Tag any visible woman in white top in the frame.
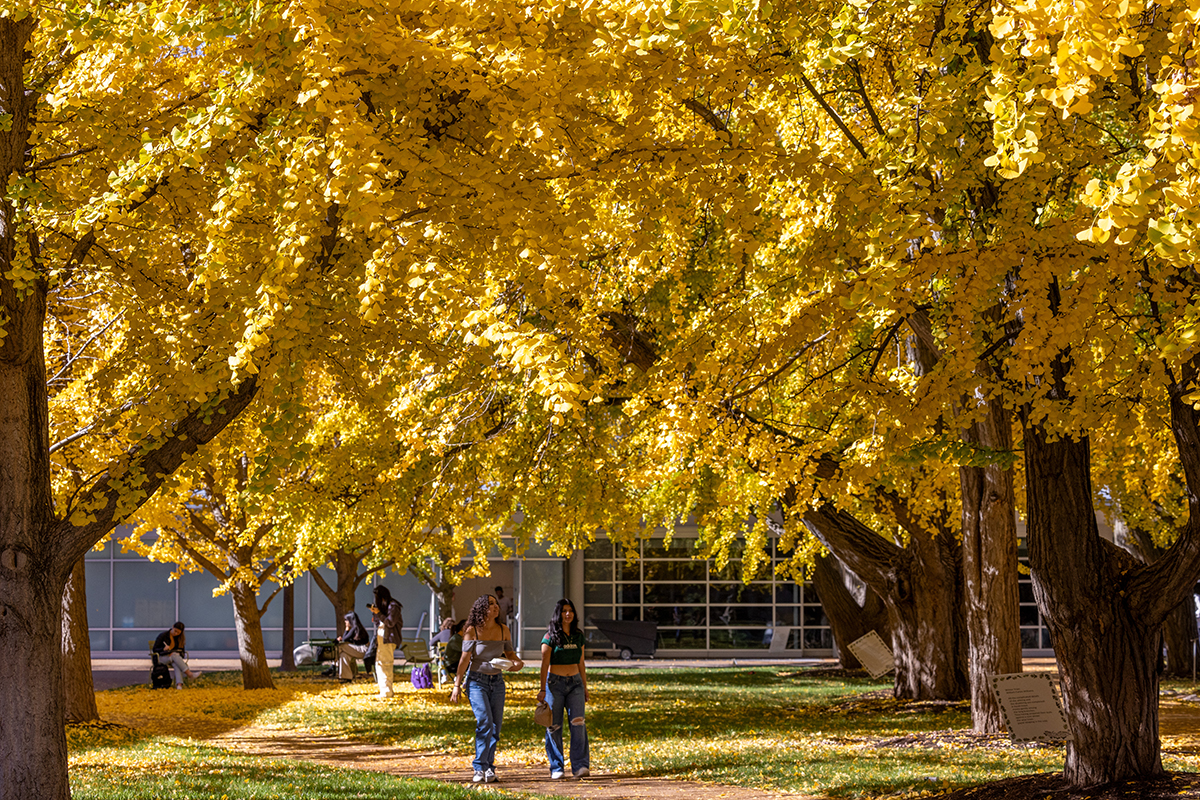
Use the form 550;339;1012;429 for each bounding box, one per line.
450;594;523;784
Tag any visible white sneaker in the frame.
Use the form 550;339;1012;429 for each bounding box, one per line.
484;769;497;783
185;669;203;679
574;767;590;778
472;772;485;783
550;770;565;780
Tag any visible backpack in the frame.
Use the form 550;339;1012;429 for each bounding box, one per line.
410;663;433;689
151;662;173;689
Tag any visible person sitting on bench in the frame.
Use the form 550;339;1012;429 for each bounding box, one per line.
335;611;370;681
153;622;201;689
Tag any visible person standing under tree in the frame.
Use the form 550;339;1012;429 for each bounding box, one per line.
370;586;403;699
450;594;523;783
152;622;201;689
538;599;590;779
495;586;514;628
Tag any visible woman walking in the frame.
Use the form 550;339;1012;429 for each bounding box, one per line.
538;598;590;779
450;594;523;784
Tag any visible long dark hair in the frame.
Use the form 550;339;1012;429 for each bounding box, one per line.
466;594;495;632
373;585;398;610
343;611;367;642
546;598;579;646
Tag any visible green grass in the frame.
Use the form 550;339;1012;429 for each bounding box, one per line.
70;737;556;800
249;666;1069;797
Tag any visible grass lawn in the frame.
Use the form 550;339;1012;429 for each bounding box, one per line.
84;667;1200;798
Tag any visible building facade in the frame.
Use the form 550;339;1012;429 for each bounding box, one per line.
87;524;1056;658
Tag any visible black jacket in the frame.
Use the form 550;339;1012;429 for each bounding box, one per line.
153;629;185;655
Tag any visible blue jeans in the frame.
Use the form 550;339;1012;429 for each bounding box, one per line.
467;671;505;772
544;673;589;773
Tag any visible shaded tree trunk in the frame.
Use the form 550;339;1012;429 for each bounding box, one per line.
959;398;1021;733
410;559;456;622
230;581;276;690
62;556;99;722
810;553;888;670
1162;598;1197;679
800;503;968;700
280;581;296;671
1024;428;1167;783
310;547;391;626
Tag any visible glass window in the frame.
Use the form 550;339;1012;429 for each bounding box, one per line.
658;629;707;649
583;560;613;581
1019;582;1035;603
710;629;770;649
709;606;772;625
709;559;744;582
614;605;641;621
185;629;240;651
773;607;801;626
643;583;706;605
584;584;613;605
803;606;828;627
262;630;282;651
88;630;110;651
1019;605;1040;626
616;583;641;604
113;630;162;652
259;578;286;629
520;560;565;643
583;606;612;624
801;584;820;605
642;560;707;582
774;584;800;604
177;571;236;629
1041;629;1054;649
802;628;832;649
616;560;641;581
584;539;613;559
1020;628;1040;649
85;562;110;628
643;539;698;559
309;569;338;632
112;562;175;629
642;605;706;625
709;583;772;605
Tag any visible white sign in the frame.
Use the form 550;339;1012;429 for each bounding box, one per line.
991;673;1071;742
846;630;895;679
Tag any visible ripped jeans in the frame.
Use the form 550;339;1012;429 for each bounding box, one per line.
544;672;589;773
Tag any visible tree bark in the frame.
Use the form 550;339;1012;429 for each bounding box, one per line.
310;548;365;624
959;399;1021;733
280;581;296;671
1024;427;1164;784
810;553;888;670
1162;598;1196;679
230;581;276;690
801;504;968;700
62;557;99;722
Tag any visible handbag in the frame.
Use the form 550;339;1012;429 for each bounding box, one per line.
534;700;553;727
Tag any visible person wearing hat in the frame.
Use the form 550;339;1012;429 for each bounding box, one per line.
152;622;201;689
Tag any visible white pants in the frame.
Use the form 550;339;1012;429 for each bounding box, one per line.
375;642;396;697
162;652;190;687
337;642;368;680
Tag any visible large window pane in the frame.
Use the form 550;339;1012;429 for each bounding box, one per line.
177;571;235;629
710;606;772;625
803;606;828;627
112;562;175;629
584;584;612;605
774;584;800;604
802;628;832;649
643;605;705;625
89;630;110;651
583;559;613;581
643;583;705;605
521;560;564;647
658;629;706;649
710;629;770;649
259;578;285;629
85;562;110;628
709;583;772;605
584;539;613;559
616;560;641;581
185;629;240;651
643;539;698;559
614;605;641;621
642;560;707;583
616;583;641;604
85;538;112;560
113;630;161;651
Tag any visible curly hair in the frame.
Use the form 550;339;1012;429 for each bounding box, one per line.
465;594;495;632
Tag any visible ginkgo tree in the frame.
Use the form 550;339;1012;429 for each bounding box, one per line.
2;2;776;797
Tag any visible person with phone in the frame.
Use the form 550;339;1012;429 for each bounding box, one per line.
537;599;590;779
369;585;403;699
449;594;523;784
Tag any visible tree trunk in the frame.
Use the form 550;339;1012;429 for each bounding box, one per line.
280;581;296;671
1162;598;1196;679
230;581;276;690
62;556;99;722
310;548;363;624
1024;427;1164;784
810;553;888;670
959;399;1021;733
801;504;968;700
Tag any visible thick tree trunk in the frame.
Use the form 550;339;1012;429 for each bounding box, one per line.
62;557;99;722
959;400;1021;733
230;581;276;690
810;553;888;670
1162;598;1196;679
1025;428;1164;784
801;505;968;700
311;548;362;624
279;581;296;671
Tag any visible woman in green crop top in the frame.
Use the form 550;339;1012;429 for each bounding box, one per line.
538;598;590;779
